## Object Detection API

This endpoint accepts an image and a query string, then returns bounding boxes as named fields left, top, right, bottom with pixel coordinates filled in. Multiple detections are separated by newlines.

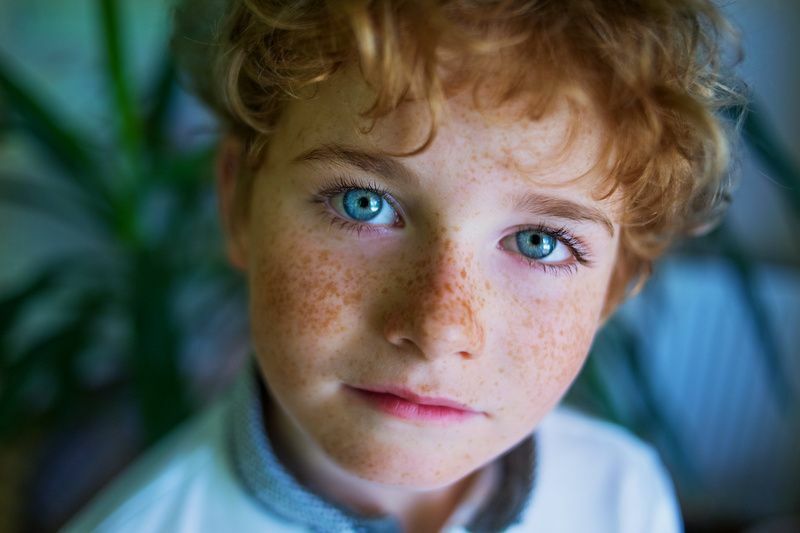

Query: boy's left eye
left=501, top=230, right=573, bottom=264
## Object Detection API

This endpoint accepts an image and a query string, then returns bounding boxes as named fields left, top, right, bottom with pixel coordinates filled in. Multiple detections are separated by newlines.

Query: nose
left=382, top=243, right=486, bottom=361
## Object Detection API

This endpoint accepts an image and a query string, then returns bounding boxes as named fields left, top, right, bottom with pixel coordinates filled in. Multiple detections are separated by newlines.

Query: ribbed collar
left=226, top=363, right=537, bottom=532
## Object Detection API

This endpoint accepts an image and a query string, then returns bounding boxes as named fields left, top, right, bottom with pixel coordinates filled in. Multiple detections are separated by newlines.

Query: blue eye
left=342, top=189, right=384, bottom=221
left=504, top=228, right=573, bottom=264
left=516, top=230, right=556, bottom=259
left=332, top=187, right=399, bottom=226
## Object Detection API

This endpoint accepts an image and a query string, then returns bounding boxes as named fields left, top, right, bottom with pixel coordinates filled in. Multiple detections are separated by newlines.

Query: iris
left=343, top=189, right=383, bottom=221
left=516, top=230, right=556, bottom=259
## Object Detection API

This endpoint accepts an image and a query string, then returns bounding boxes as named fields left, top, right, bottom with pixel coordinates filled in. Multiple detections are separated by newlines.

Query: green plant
left=0, top=0, right=244, bottom=445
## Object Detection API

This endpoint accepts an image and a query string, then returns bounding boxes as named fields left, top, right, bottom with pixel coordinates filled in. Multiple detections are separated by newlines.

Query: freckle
left=460, top=268, right=466, bottom=279
left=484, top=280, right=491, bottom=290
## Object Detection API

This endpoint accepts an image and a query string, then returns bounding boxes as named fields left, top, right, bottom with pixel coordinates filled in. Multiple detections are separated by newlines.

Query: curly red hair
left=173, top=0, right=745, bottom=314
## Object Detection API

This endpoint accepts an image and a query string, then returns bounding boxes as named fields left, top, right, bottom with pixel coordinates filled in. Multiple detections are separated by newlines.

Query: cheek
left=246, top=220, right=365, bottom=386
left=251, top=244, right=343, bottom=336
left=495, top=279, right=606, bottom=422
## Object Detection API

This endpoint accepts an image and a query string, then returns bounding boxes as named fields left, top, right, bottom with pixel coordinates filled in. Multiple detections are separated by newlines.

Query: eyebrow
left=293, top=143, right=614, bottom=236
left=510, top=192, right=615, bottom=236
left=294, top=143, right=419, bottom=187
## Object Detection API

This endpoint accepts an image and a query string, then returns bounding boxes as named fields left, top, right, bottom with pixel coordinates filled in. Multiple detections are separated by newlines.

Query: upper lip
left=350, top=384, right=479, bottom=413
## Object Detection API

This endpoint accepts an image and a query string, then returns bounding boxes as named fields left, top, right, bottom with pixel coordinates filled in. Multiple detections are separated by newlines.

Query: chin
left=318, top=432, right=476, bottom=490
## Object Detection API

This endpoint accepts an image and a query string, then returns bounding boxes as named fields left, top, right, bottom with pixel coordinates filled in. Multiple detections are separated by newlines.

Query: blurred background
left=0, top=1, right=797, bottom=532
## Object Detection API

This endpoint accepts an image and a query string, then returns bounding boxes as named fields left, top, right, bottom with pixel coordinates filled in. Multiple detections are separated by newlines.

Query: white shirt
left=64, top=368, right=683, bottom=533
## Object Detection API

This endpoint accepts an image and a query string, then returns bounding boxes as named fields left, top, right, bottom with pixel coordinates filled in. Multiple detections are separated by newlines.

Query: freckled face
left=234, top=68, right=620, bottom=489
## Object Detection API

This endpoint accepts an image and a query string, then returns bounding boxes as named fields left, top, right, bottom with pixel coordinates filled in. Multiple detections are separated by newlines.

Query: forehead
left=270, top=65, right=614, bottom=210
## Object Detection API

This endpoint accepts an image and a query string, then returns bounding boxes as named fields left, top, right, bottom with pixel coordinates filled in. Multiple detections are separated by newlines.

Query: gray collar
left=226, top=363, right=537, bottom=532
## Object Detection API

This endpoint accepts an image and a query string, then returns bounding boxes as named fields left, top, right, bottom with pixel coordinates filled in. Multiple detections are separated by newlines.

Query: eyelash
left=308, top=175, right=592, bottom=275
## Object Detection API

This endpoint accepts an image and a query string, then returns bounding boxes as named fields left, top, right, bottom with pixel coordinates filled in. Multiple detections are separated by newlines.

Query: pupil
left=529, top=234, right=542, bottom=246
left=343, top=189, right=382, bottom=221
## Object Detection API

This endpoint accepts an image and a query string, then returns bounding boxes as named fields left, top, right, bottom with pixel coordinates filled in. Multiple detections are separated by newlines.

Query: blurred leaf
left=0, top=92, right=9, bottom=136
left=604, top=318, right=697, bottom=483
left=144, top=58, right=178, bottom=159
left=0, top=174, right=109, bottom=237
left=675, top=103, right=797, bottom=409
left=0, top=293, right=103, bottom=439
left=128, top=251, right=191, bottom=443
left=566, top=352, right=625, bottom=425
left=724, top=101, right=800, bottom=219
left=0, top=269, right=57, bottom=341
left=707, top=224, right=794, bottom=408
left=571, top=318, right=699, bottom=487
left=0, top=1, right=223, bottom=450
left=163, top=145, right=216, bottom=187
left=98, top=0, right=142, bottom=160
left=0, top=54, right=113, bottom=216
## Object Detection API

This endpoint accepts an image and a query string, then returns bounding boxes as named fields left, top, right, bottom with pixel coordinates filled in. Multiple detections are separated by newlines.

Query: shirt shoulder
left=62, top=393, right=297, bottom=533
left=509, top=406, right=683, bottom=533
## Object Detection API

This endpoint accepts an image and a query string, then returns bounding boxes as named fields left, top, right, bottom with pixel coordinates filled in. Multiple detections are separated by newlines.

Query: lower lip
left=348, top=387, right=480, bottom=423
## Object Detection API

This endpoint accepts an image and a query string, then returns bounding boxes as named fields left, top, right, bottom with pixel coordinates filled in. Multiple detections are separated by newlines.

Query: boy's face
left=223, top=67, right=620, bottom=489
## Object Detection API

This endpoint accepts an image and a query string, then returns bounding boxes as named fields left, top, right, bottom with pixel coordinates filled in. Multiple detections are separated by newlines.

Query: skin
left=218, top=65, right=622, bottom=532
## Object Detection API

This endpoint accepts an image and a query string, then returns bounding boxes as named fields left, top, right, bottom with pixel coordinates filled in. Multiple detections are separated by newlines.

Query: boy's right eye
left=335, top=188, right=400, bottom=225
left=309, top=176, right=405, bottom=236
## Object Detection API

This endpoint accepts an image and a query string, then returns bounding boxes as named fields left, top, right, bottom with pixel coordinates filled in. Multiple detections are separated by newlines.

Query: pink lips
left=347, top=385, right=481, bottom=423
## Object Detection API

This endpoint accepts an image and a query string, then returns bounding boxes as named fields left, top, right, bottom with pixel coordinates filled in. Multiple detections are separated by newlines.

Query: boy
left=66, top=0, right=742, bottom=531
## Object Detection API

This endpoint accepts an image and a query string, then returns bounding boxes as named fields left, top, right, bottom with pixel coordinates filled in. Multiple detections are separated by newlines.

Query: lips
left=346, top=384, right=482, bottom=423
left=353, top=384, right=478, bottom=412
